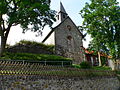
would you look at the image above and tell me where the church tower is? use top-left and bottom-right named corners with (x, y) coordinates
top-left (57, 2), bottom-right (68, 23)
top-left (54, 2), bottom-right (84, 64)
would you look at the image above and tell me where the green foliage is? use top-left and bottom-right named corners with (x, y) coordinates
top-left (116, 70), bottom-right (120, 80)
top-left (0, 0), bottom-right (56, 56)
top-left (72, 64), bottom-right (111, 70)
top-left (72, 64), bottom-right (81, 68)
top-left (80, 61), bottom-right (91, 69)
top-left (1, 52), bottom-right (72, 66)
top-left (92, 66), bottom-right (111, 71)
top-left (2, 0), bottom-right (56, 31)
top-left (1, 52), bottom-right (72, 61)
top-left (101, 56), bottom-right (108, 66)
top-left (15, 40), bottom-right (45, 46)
top-left (80, 0), bottom-right (120, 60)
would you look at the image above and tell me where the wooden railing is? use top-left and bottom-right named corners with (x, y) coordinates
top-left (0, 59), bottom-right (72, 66)
top-left (0, 60), bottom-right (116, 77)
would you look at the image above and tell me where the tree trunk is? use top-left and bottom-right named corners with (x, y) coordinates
top-left (98, 51), bottom-right (102, 66)
top-left (0, 36), bottom-right (6, 56)
top-left (0, 14), bottom-right (11, 56)
top-left (0, 35), bottom-right (6, 56)
top-left (0, 28), bottom-right (10, 56)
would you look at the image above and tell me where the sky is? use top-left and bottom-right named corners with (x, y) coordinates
top-left (7, 0), bottom-right (120, 48)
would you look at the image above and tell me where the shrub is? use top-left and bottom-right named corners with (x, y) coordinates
top-left (72, 64), bottom-right (80, 68)
top-left (92, 66), bottom-right (111, 70)
top-left (80, 61), bottom-right (91, 69)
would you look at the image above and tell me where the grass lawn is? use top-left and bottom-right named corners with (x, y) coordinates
top-left (0, 52), bottom-right (72, 61)
top-left (72, 64), bottom-right (111, 71)
top-left (92, 66), bottom-right (111, 71)
top-left (0, 52), bottom-right (72, 66)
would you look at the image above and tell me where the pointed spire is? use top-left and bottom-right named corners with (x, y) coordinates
top-left (60, 2), bottom-right (67, 14)
top-left (57, 2), bottom-right (68, 24)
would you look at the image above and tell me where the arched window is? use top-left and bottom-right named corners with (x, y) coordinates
top-left (63, 14), bottom-right (65, 18)
top-left (67, 25), bottom-right (71, 31)
top-left (67, 36), bottom-right (72, 40)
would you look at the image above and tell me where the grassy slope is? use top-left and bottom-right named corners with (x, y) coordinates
top-left (0, 52), bottom-right (72, 61)
top-left (4, 40), bottom-right (72, 61)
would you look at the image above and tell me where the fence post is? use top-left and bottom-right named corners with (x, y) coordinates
top-left (23, 60), bottom-right (25, 64)
top-left (62, 61), bottom-right (63, 67)
top-left (45, 61), bottom-right (46, 66)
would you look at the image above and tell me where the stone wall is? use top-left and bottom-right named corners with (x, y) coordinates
top-left (0, 60), bottom-right (119, 90)
top-left (55, 17), bottom-right (84, 64)
top-left (0, 75), bottom-right (119, 90)
top-left (6, 44), bottom-right (54, 55)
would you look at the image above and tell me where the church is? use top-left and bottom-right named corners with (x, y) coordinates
top-left (42, 2), bottom-right (85, 64)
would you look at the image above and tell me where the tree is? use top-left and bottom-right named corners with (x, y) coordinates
top-left (80, 0), bottom-right (120, 61)
top-left (0, 0), bottom-right (56, 56)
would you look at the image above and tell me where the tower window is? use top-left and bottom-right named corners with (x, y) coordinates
top-left (63, 14), bottom-right (65, 18)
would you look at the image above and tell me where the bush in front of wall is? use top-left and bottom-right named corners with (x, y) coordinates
top-left (80, 61), bottom-right (91, 69)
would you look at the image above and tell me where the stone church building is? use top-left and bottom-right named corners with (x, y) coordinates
top-left (42, 2), bottom-right (85, 64)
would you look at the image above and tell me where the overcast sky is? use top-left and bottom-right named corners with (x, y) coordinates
top-left (7, 0), bottom-right (120, 48)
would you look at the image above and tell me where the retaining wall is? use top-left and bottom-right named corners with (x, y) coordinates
top-left (0, 75), bottom-right (119, 90)
top-left (0, 60), bottom-right (119, 90)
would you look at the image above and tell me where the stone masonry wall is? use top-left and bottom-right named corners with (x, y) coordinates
top-left (0, 75), bottom-right (119, 90)
top-left (55, 17), bottom-right (84, 64)
top-left (6, 44), bottom-right (54, 55)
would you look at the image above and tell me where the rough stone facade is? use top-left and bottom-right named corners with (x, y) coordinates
top-left (0, 75), bottom-right (119, 90)
top-left (55, 17), bottom-right (84, 64)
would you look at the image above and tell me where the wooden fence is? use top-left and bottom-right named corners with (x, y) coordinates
top-left (0, 60), bottom-right (116, 77)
